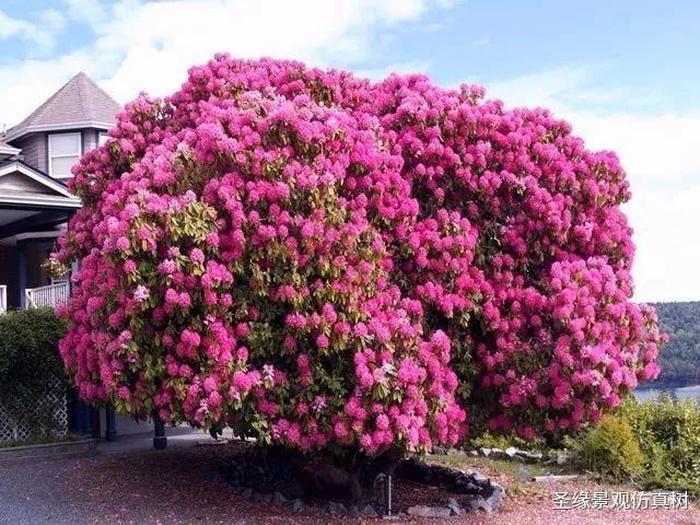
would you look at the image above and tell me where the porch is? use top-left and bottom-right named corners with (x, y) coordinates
top-left (0, 280), bottom-right (70, 313)
top-left (0, 232), bottom-right (74, 312)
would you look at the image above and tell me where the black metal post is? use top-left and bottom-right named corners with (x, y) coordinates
top-left (90, 406), bottom-right (101, 439)
top-left (105, 406), bottom-right (117, 441)
top-left (383, 474), bottom-right (392, 516)
top-left (153, 416), bottom-right (167, 449)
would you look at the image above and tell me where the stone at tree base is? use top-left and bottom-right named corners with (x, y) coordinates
top-left (474, 445), bottom-right (546, 464)
top-left (290, 499), bottom-right (304, 513)
top-left (362, 504), bottom-right (378, 517)
top-left (252, 491), bottom-right (272, 503)
top-left (447, 497), bottom-right (463, 515)
top-left (407, 505), bottom-right (453, 518)
top-left (463, 496), bottom-right (488, 513)
top-left (487, 482), bottom-right (505, 511)
top-left (460, 482), bottom-right (505, 513)
top-left (327, 501), bottom-right (347, 516)
top-left (473, 472), bottom-right (490, 484)
top-left (489, 448), bottom-right (508, 460)
top-left (534, 474), bottom-right (586, 483)
top-left (515, 450), bottom-right (544, 463)
top-left (516, 466), bottom-right (532, 483)
top-left (556, 451), bottom-right (572, 465)
top-left (272, 491), bottom-right (287, 505)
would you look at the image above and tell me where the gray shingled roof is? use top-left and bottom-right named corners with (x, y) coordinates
top-left (4, 72), bottom-right (120, 142)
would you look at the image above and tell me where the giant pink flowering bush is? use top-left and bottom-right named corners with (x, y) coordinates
top-left (52, 55), bottom-right (665, 455)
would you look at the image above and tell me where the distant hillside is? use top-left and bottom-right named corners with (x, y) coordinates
top-left (650, 301), bottom-right (700, 387)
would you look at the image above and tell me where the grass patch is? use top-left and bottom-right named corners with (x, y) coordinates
top-left (425, 452), bottom-right (574, 478)
top-left (0, 433), bottom-right (85, 449)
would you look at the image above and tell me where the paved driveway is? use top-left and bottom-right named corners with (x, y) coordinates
top-left (0, 432), bottom-right (324, 525)
top-left (1, 454), bottom-right (84, 525)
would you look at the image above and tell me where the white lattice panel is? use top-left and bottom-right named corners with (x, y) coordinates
top-left (0, 377), bottom-right (68, 444)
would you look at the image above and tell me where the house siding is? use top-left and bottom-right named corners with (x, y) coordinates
top-left (9, 128), bottom-right (106, 178)
top-left (11, 134), bottom-right (47, 173)
top-left (0, 172), bottom-right (56, 195)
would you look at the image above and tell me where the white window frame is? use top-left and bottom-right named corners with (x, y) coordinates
top-left (48, 131), bottom-right (82, 179)
top-left (98, 131), bottom-right (109, 147)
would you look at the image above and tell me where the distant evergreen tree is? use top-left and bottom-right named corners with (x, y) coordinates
top-left (651, 302), bottom-right (700, 387)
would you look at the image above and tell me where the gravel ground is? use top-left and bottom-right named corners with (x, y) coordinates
top-left (0, 442), bottom-right (698, 525)
top-left (1, 454), bottom-right (91, 525)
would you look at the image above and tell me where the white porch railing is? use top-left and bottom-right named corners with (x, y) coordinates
top-left (25, 282), bottom-right (70, 309)
top-left (0, 285), bottom-right (6, 313)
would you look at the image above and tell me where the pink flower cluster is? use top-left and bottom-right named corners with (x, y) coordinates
top-left (53, 55), bottom-right (664, 453)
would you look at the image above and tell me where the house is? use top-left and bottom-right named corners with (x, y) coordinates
top-left (0, 72), bottom-right (118, 312)
top-left (0, 73), bottom-right (156, 443)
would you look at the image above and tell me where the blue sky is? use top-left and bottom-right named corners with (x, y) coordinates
top-left (1, 0), bottom-right (699, 301)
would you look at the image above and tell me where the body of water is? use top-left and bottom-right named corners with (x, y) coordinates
top-left (633, 384), bottom-right (700, 402)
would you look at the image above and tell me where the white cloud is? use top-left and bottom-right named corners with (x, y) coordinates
top-left (0, 9), bottom-right (34, 41)
top-left (0, 0), bottom-right (450, 127)
top-left (36, 9), bottom-right (68, 47)
top-left (0, 8), bottom-right (66, 50)
top-left (487, 67), bottom-right (700, 302)
top-left (0, 52), bottom-right (99, 132)
top-left (626, 187), bottom-right (700, 302)
top-left (63, 0), bottom-right (109, 27)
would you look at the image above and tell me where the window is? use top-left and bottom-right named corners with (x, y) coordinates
top-left (98, 132), bottom-right (109, 147)
top-left (48, 132), bottom-right (81, 178)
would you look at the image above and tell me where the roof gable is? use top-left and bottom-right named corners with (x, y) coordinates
top-left (4, 72), bottom-right (120, 142)
top-left (0, 160), bottom-right (81, 209)
top-left (0, 140), bottom-right (21, 158)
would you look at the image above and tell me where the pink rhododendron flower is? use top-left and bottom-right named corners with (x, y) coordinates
top-left (133, 285), bottom-right (149, 303)
top-left (52, 55), bottom-right (664, 455)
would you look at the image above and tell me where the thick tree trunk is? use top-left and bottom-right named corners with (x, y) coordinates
top-left (290, 446), bottom-right (403, 502)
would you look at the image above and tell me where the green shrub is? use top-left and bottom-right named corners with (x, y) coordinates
top-left (568, 396), bottom-right (700, 495)
top-left (619, 395), bottom-right (700, 495)
top-left (0, 308), bottom-right (67, 440)
top-left (573, 414), bottom-right (644, 481)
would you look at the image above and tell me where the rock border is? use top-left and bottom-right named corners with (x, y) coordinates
top-left (398, 457), bottom-right (505, 516)
top-left (223, 454), bottom-right (505, 518)
top-left (433, 445), bottom-right (571, 466)
top-left (230, 485), bottom-right (379, 518)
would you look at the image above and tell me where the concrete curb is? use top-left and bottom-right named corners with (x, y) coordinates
top-left (0, 438), bottom-right (97, 463)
